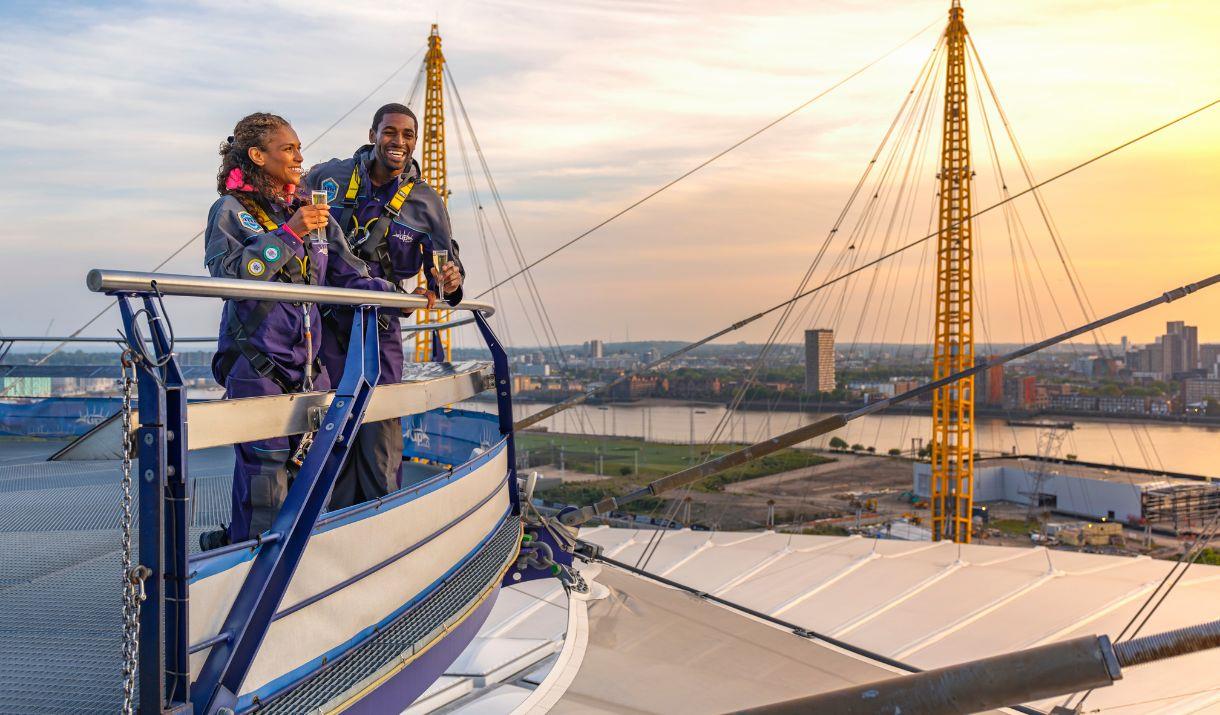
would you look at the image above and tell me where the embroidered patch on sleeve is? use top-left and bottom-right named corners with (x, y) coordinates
top-left (263, 245), bottom-right (280, 262)
top-left (246, 258), bottom-right (266, 277)
top-left (238, 211), bottom-right (262, 233)
top-left (321, 177), bottom-right (340, 204)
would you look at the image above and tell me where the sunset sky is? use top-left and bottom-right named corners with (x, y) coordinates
top-left (1, 0), bottom-right (1217, 351)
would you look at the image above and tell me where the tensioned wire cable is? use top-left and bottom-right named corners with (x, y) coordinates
top-left (516, 95), bottom-right (1220, 431)
top-left (474, 17), bottom-right (945, 298)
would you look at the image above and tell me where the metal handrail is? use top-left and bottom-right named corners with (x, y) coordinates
top-left (0, 335), bottom-right (217, 343)
top-left (86, 269), bottom-right (496, 317)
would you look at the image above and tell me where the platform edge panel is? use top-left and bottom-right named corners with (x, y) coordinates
top-left (255, 514), bottom-right (522, 714)
top-left (51, 362), bottom-right (491, 460)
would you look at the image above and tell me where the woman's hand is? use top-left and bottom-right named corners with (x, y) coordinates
top-left (286, 202), bottom-right (330, 238)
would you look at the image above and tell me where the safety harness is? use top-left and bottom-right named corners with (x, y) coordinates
top-left (339, 165), bottom-right (417, 280)
top-left (216, 196), bottom-right (320, 394)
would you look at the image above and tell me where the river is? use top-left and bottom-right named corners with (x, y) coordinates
top-left (463, 399), bottom-right (1220, 478)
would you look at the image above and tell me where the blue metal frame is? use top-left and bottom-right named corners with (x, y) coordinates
top-left (473, 311), bottom-right (519, 516)
top-left (191, 305), bottom-right (381, 713)
top-left (116, 286), bottom-right (519, 714)
top-left (117, 293), bottom-right (192, 714)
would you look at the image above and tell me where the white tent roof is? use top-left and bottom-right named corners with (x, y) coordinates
top-left (410, 528), bottom-right (1220, 714)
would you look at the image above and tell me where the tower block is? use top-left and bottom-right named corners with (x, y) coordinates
top-left (415, 24), bottom-right (453, 362)
top-left (930, 0), bottom-right (975, 542)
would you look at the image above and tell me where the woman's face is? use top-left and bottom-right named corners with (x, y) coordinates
top-left (249, 125), bottom-right (304, 188)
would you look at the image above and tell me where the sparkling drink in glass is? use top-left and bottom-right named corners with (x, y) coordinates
top-left (432, 250), bottom-right (449, 301)
top-left (310, 191), bottom-right (329, 242)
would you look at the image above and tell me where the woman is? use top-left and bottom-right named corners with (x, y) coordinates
top-left (200, 112), bottom-right (394, 550)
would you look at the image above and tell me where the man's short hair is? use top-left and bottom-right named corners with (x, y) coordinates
top-left (372, 103), bottom-right (418, 132)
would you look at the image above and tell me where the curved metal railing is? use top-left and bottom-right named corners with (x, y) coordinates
top-left (86, 269), bottom-right (497, 316)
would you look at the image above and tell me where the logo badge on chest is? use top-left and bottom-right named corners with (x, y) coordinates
top-left (238, 211), bottom-right (262, 233)
top-left (320, 177), bottom-right (340, 204)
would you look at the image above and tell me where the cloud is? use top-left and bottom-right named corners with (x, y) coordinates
top-left (0, 0), bottom-right (1217, 349)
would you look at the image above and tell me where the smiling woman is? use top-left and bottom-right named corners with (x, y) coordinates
top-left (199, 111), bottom-right (398, 551)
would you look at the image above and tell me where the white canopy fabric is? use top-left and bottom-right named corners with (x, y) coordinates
top-left (411, 529), bottom-right (1220, 714)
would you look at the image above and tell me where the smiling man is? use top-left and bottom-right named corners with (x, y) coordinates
top-left (304, 102), bottom-right (465, 509)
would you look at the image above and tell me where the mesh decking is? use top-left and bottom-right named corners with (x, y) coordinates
top-left (0, 444), bottom-right (236, 714)
top-left (0, 441), bottom-right (464, 714)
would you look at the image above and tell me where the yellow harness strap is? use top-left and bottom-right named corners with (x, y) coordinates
top-left (250, 204), bottom-right (278, 231)
top-left (387, 181), bottom-right (415, 215)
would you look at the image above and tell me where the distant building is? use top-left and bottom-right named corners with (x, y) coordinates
top-left (975, 356), bottom-right (1004, 407)
top-left (1003, 375), bottom-right (1038, 410)
top-left (1164, 321), bottom-right (1199, 377)
top-left (804, 329), bottom-right (835, 393)
top-left (1182, 378), bottom-right (1220, 406)
top-left (1200, 344), bottom-right (1220, 376)
top-left (588, 340), bottom-right (604, 359)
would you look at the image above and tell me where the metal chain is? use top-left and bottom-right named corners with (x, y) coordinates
top-left (119, 351), bottom-right (150, 714)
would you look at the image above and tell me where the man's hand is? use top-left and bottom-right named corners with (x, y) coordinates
top-left (431, 261), bottom-right (462, 297)
top-left (411, 285), bottom-right (437, 309)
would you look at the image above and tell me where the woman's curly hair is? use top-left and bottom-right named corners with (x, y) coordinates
top-left (216, 112), bottom-right (293, 201)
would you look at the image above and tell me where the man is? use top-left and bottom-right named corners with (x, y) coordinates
top-left (305, 102), bottom-right (464, 508)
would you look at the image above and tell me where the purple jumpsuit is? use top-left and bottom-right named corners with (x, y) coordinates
top-left (305, 150), bottom-right (465, 507)
top-left (204, 192), bottom-right (394, 541)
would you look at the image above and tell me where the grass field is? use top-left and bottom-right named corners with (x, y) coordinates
top-left (518, 432), bottom-right (833, 508)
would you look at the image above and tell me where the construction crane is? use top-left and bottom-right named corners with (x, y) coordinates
top-left (930, 0), bottom-right (976, 543)
top-left (414, 24), bottom-right (453, 362)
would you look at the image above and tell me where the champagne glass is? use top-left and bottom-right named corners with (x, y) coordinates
top-left (433, 249), bottom-right (449, 302)
top-left (310, 191), bottom-right (328, 242)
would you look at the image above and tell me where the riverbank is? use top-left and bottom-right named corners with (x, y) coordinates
top-left (496, 392), bottom-right (1220, 427)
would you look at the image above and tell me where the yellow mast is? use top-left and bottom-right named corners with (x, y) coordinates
top-left (415, 24), bottom-right (452, 362)
top-left (931, 0), bottom-right (975, 542)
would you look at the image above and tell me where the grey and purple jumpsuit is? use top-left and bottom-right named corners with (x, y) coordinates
top-left (204, 192), bottom-right (394, 541)
top-left (305, 149), bottom-right (465, 508)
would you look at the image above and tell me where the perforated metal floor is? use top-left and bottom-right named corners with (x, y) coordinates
top-left (0, 441), bottom-right (236, 714)
top-left (0, 439), bottom-right (451, 714)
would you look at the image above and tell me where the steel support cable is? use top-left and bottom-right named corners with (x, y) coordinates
top-left (969, 37), bottom-right (1110, 351)
top-left (717, 41), bottom-right (941, 464)
top-left (1068, 506), bottom-right (1220, 710)
top-left (561, 271), bottom-right (1220, 524)
top-left (591, 553), bottom-right (1045, 715)
top-left (474, 19), bottom-right (943, 300)
top-left (12, 46), bottom-right (427, 385)
top-left (704, 39), bottom-right (946, 450)
top-left (518, 96), bottom-right (1220, 433)
top-left (445, 68), bottom-right (603, 435)
top-left (444, 64), bottom-right (568, 366)
top-left (755, 49), bottom-right (941, 468)
top-left (446, 66), bottom-right (567, 363)
top-left (517, 94), bottom-right (1220, 434)
top-left (842, 49), bottom-right (942, 358)
top-left (969, 56), bottom-right (1073, 481)
top-left (968, 40), bottom-right (1163, 476)
top-left (447, 82), bottom-right (517, 347)
top-left (446, 80), bottom-right (551, 353)
top-left (448, 68), bottom-right (570, 376)
top-left (863, 68), bottom-right (940, 353)
top-left (404, 58), bottom-right (427, 109)
top-left (754, 42), bottom-right (944, 443)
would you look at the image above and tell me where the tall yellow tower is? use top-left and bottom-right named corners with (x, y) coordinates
top-left (415, 24), bottom-right (453, 362)
top-left (930, 0), bottom-right (975, 542)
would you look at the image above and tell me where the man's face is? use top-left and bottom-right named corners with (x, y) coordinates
top-left (370, 113), bottom-right (417, 174)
